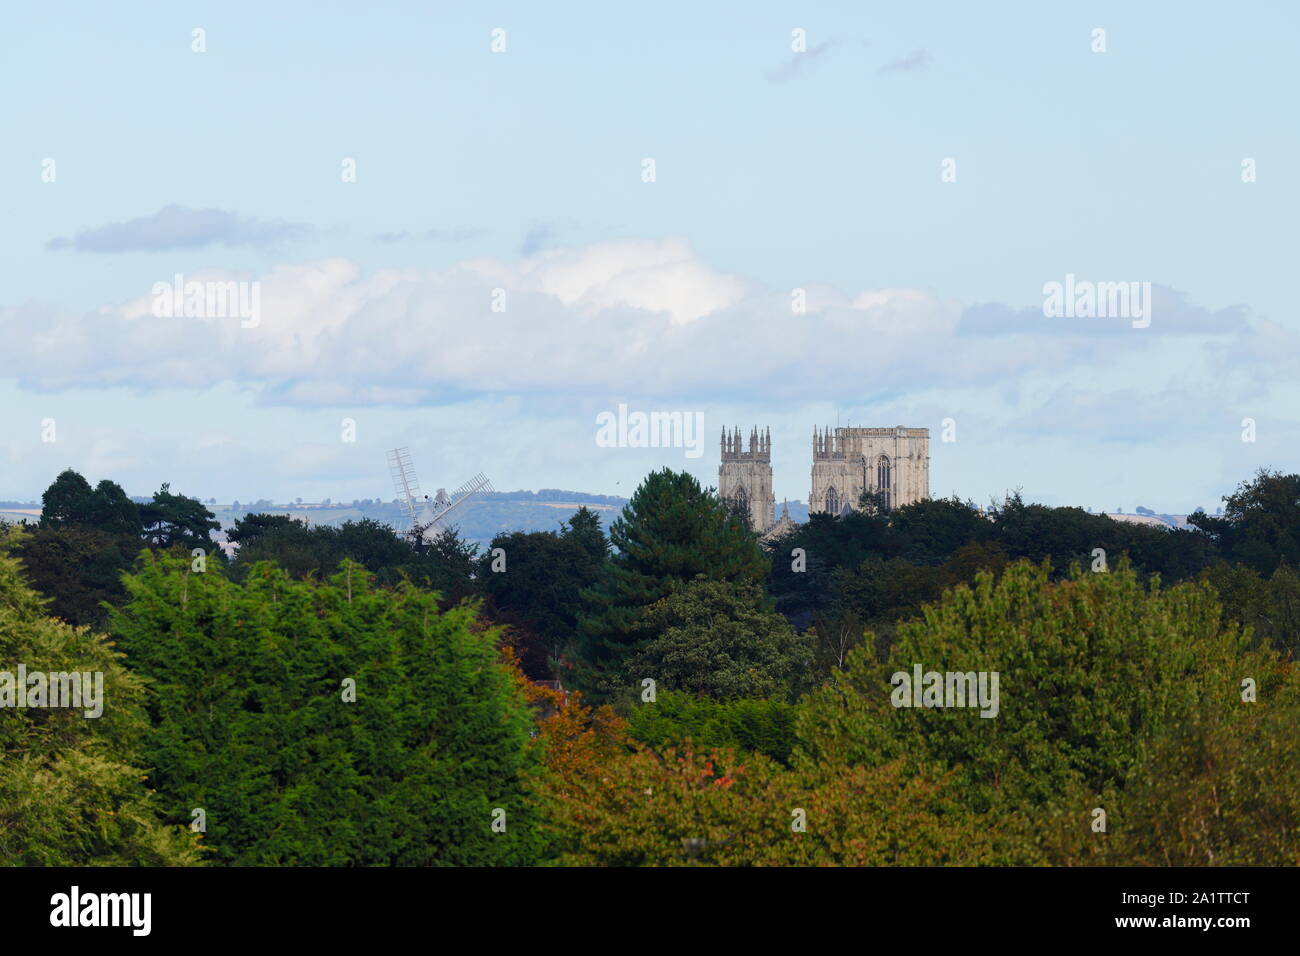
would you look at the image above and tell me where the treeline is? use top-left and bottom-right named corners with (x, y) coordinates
top-left (1, 465), bottom-right (1298, 865)
top-left (9, 471), bottom-right (219, 630)
top-left (769, 483), bottom-right (1300, 674)
top-left (536, 561), bottom-right (1300, 865)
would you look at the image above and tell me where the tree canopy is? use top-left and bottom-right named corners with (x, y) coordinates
top-left (109, 552), bottom-right (544, 865)
top-left (0, 529), bottom-right (201, 865)
top-left (576, 469), bottom-right (768, 692)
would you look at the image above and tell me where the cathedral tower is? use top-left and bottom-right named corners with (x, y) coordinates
top-left (810, 426), bottom-right (929, 514)
top-left (718, 426), bottom-right (775, 532)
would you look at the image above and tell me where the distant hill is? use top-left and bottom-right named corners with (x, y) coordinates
top-left (1104, 512), bottom-right (1192, 531)
top-left (433, 494), bottom-right (812, 549)
top-left (6, 491), bottom-right (812, 551)
top-left (209, 491), bottom-right (632, 552)
top-left (449, 493), bottom-right (627, 548)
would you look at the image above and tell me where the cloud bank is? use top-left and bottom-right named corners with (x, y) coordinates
top-left (6, 239), bottom-right (1285, 446)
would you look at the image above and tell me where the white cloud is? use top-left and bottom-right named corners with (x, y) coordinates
top-left (3, 239), bottom-right (1291, 431)
top-left (527, 238), bottom-right (748, 325)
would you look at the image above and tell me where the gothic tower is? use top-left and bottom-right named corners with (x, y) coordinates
top-left (718, 426), bottom-right (775, 532)
top-left (810, 426), bottom-right (929, 514)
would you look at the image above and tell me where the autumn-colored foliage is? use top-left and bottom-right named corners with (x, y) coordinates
top-left (530, 689), bottom-right (1007, 866)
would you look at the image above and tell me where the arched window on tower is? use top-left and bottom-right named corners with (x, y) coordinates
top-left (877, 456), bottom-right (892, 510)
top-left (824, 485), bottom-right (840, 515)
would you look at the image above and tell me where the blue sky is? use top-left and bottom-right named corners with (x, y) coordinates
top-left (2, 1), bottom-right (1297, 512)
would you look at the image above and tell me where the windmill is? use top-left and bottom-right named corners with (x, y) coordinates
top-left (387, 447), bottom-right (493, 548)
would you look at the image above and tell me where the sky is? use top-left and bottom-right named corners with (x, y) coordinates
top-left (2, 1), bottom-right (1297, 513)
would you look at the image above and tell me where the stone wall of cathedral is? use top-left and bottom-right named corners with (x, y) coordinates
top-left (809, 426), bottom-right (929, 513)
top-left (718, 428), bottom-right (775, 532)
top-left (720, 425), bottom-right (930, 531)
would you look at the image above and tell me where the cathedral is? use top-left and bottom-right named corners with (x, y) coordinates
top-left (719, 426), bottom-right (931, 533)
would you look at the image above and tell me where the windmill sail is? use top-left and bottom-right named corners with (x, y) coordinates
top-left (426, 472), bottom-right (494, 533)
top-left (387, 447), bottom-right (422, 529)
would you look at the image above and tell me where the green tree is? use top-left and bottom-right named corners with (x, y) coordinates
top-left (1190, 469), bottom-right (1300, 574)
top-left (625, 689), bottom-right (799, 765)
top-left (228, 517), bottom-right (481, 607)
top-left (795, 561), bottom-right (1290, 821)
top-left (888, 495), bottom-right (992, 563)
top-left (0, 529), bottom-right (201, 865)
top-left (766, 509), bottom-right (897, 628)
top-left (991, 492), bottom-right (1215, 582)
top-left (109, 553), bottom-right (542, 865)
top-left (414, 526), bottom-right (481, 604)
top-left (39, 469), bottom-right (96, 527)
top-left (225, 512), bottom-right (295, 547)
top-left (1201, 560), bottom-right (1300, 658)
top-left (1092, 696), bottom-right (1300, 865)
top-left (138, 483), bottom-right (220, 549)
top-left (480, 529), bottom-right (601, 663)
top-left (577, 470), bottom-right (768, 683)
top-left (10, 525), bottom-right (139, 629)
top-left (623, 578), bottom-right (810, 700)
top-left (225, 516), bottom-right (323, 579)
top-left (802, 541), bottom-right (1009, 681)
top-left (561, 505), bottom-right (611, 563)
top-left (830, 557), bottom-right (950, 629)
top-left (40, 470), bottom-right (142, 536)
top-left (85, 479), bottom-right (143, 536)
top-left (991, 493), bottom-right (1126, 571)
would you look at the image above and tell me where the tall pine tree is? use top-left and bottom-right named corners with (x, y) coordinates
top-left (575, 469), bottom-right (768, 692)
